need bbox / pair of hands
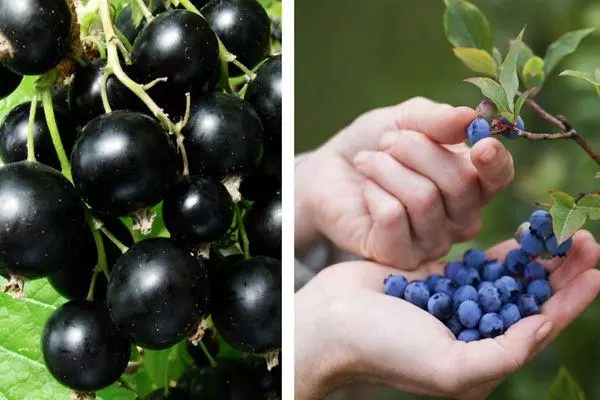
[294,98,600,399]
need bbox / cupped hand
[296,97,514,269]
[295,231,600,400]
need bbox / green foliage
[549,367,586,400]
[452,48,497,77]
[0,77,36,119]
[543,29,595,76]
[144,342,191,389]
[514,87,535,120]
[522,56,545,88]
[464,77,509,113]
[443,0,493,53]
[129,1,146,28]
[499,28,525,112]
[549,191,600,244]
[560,70,600,96]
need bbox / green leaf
[517,43,535,72]
[577,193,600,220]
[544,28,596,76]
[499,28,526,112]
[560,70,600,96]
[130,0,145,28]
[549,367,586,400]
[0,76,37,120]
[453,48,497,76]
[0,279,135,399]
[492,47,503,65]
[550,191,587,245]
[522,56,546,88]
[464,77,510,112]
[143,342,190,388]
[514,87,535,119]
[443,0,493,52]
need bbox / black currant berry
[184,92,263,179]
[115,2,166,45]
[49,219,133,301]
[188,360,264,399]
[0,64,22,99]
[211,256,281,353]
[0,162,87,278]
[246,193,281,259]
[145,388,189,400]
[187,329,220,367]
[0,0,73,75]
[240,151,281,202]
[107,238,210,349]
[42,300,131,392]
[202,0,271,76]
[130,10,219,99]
[0,102,78,169]
[245,55,282,147]
[70,59,142,125]
[71,111,179,216]
[163,176,234,245]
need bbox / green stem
[100,72,112,113]
[114,27,133,53]
[86,212,110,279]
[229,57,256,80]
[86,269,100,301]
[41,89,72,180]
[26,94,38,162]
[235,205,250,259]
[133,0,153,22]
[100,226,129,253]
[199,340,218,367]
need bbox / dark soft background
[296,0,600,399]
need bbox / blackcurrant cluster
[384,210,569,342]
[0,0,282,398]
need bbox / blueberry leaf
[559,70,600,96]
[549,191,587,245]
[453,48,497,77]
[522,56,545,88]
[576,193,600,220]
[517,43,535,73]
[499,28,526,112]
[549,367,586,400]
[544,29,595,76]
[514,87,536,120]
[443,0,493,53]
[464,77,510,112]
[492,47,503,65]
[0,278,136,399]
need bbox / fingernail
[379,132,398,150]
[479,145,498,164]
[536,321,553,341]
[353,151,370,165]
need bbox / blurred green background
[296,0,600,399]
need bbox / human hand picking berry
[295,230,600,400]
[296,97,515,270]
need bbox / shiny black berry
[163,176,234,245]
[184,92,263,179]
[130,10,219,101]
[245,55,281,148]
[0,0,73,75]
[240,151,281,202]
[0,102,78,169]
[71,111,179,216]
[202,0,271,76]
[212,256,281,353]
[189,360,264,399]
[42,300,131,392]
[70,59,142,125]
[115,2,166,45]
[0,162,87,278]
[246,193,281,259]
[107,238,210,349]
[187,330,220,367]
[0,64,21,99]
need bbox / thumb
[452,315,553,384]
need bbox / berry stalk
[26,94,38,162]
[41,89,72,181]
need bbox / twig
[100,226,129,253]
[26,94,38,162]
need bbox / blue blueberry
[494,276,521,303]
[505,248,531,276]
[445,261,464,280]
[478,282,502,312]
[520,230,546,256]
[518,294,541,317]
[404,281,431,309]
[454,267,481,287]
[529,210,553,238]
[524,261,548,282]
[433,278,458,296]
[458,329,481,342]
[383,274,409,298]
[425,274,443,292]
[479,313,505,338]
[482,261,506,282]
[446,316,464,337]
[501,116,525,139]
[453,285,478,311]
[463,249,488,271]
[527,279,552,304]
[545,235,573,257]
[466,118,492,145]
[427,292,453,320]
[499,303,522,329]
[457,300,483,328]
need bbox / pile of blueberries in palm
[384,210,572,342]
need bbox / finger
[362,179,416,269]
[484,238,518,261]
[470,138,515,203]
[548,230,600,290]
[387,97,477,145]
[449,314,552,387]
[378,130,482,237]
[354,150,450,259]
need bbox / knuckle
[412,183,441,214]
[378,201,406,230]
